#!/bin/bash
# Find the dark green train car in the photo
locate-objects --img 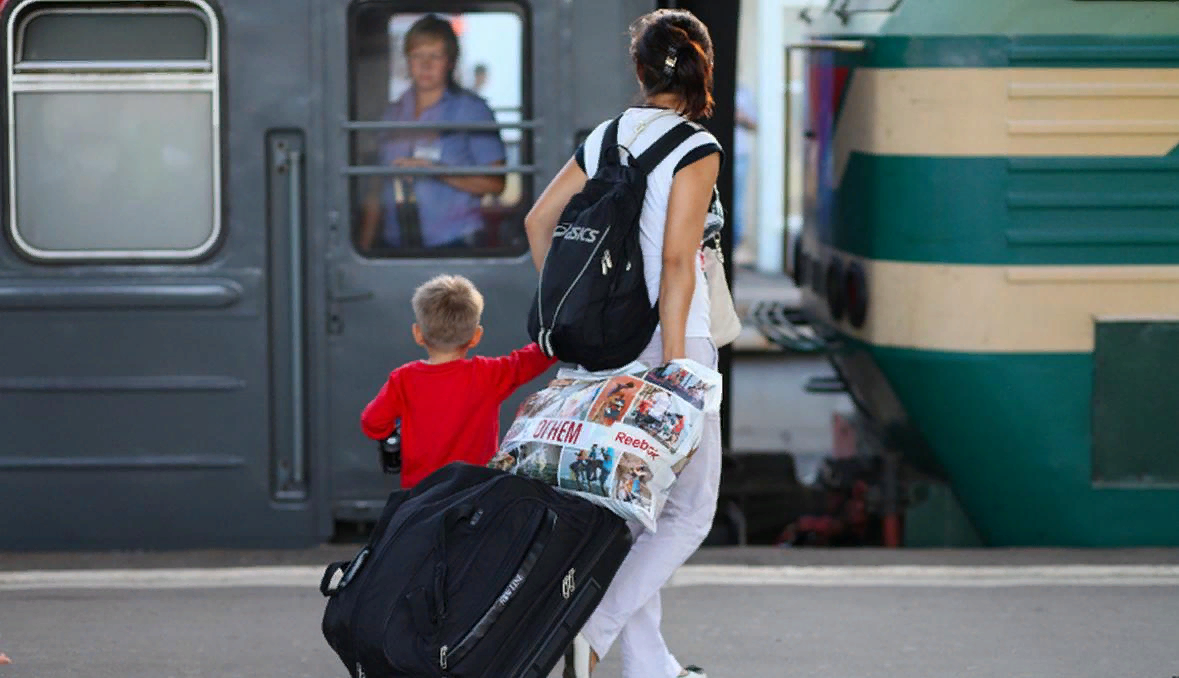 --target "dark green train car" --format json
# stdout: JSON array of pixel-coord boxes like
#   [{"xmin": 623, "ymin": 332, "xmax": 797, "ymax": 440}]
[{"xmin": 790, "ymin": 0, "xmax": 1179, "ymax": 546}]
